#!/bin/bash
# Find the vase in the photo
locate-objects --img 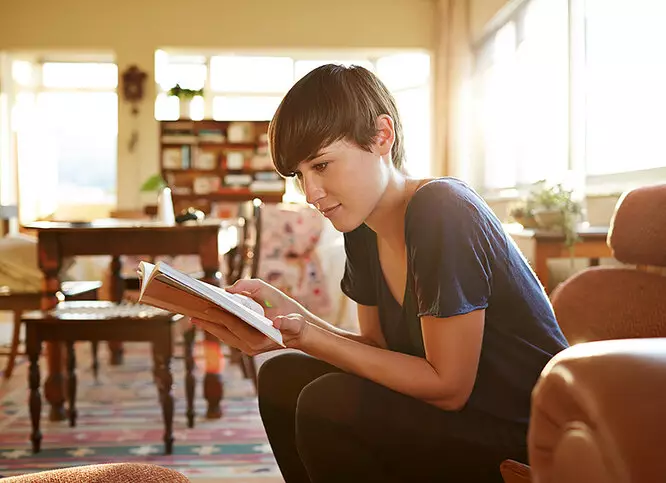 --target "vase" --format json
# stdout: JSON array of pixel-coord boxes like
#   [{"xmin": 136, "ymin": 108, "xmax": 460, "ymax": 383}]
[{"xmin": 178, "ymin": 98, "xmax": 190, "ymax": 120}]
